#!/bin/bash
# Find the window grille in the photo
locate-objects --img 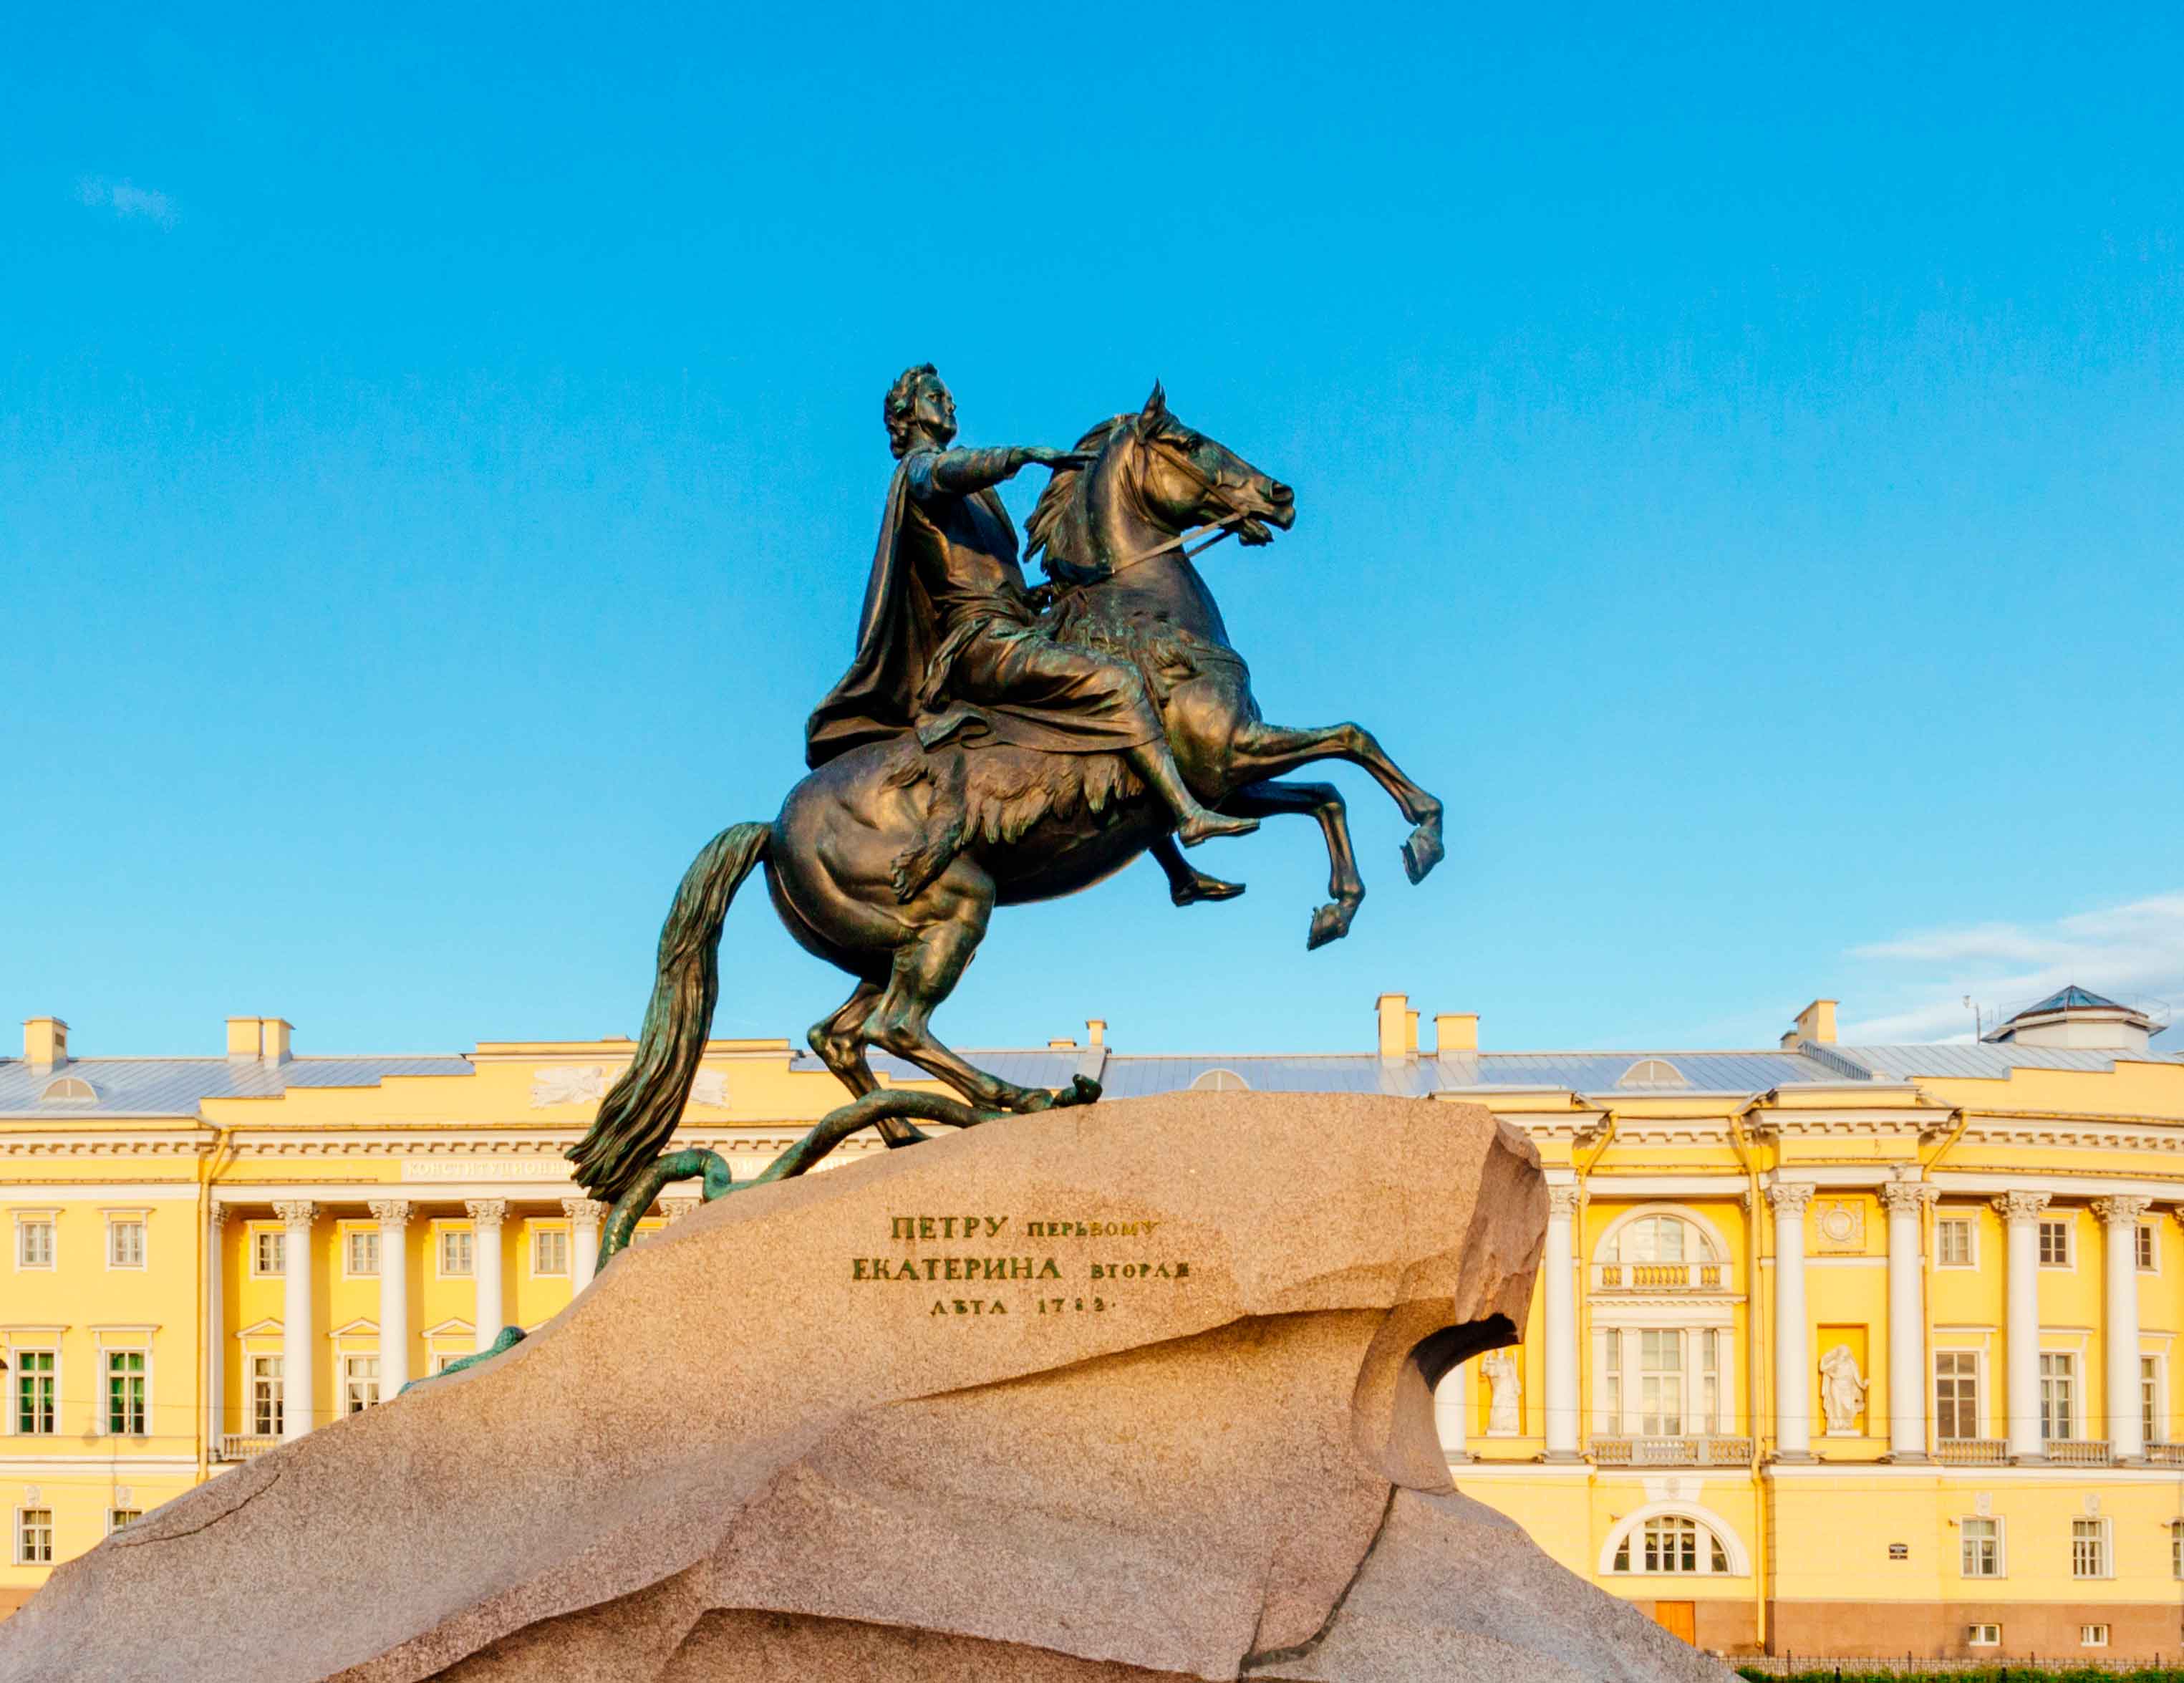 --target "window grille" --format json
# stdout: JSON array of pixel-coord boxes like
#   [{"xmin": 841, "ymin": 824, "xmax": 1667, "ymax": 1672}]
[
  {"xmin": 17, "ymin": 1220, "xmax": 55, "ymax": 1270},
  {"xmin": 439, "ymin": 1229, "xmax": 475, "ymax": 1277},
  {"xmin": 253, "ymin": 1230, "xmax": 285, "ymax": 1276},
  {"xmin": 15, "ymin": 1509, "xmax": 52, "ymax": 1565},
  {"xmin": 1935, "ymin": 1352, "xmax": 1980, "ymax": 1440},
  {"xmin": 2038, "ymin": 1218, "xmax": 2072, "ymax": 1266},
  {"xmin": 107, "ymin": 1220, "xmax": 145, "ymax": 1268},
  {"xmin": 346, "ymin": 1230, "xmax": 380, "ymax": 1276},
  {"xmin": 1960, "ymin": 1517, "xmax": 2001, "ymax": 1577},
  {"xmin": 2072, "ymin": 1518, "xmax": 2110, "ymax": 1578},
  {"xmin": 533, "ymin": 1228, "xmax": 569, "ymax": 1276},
  {"xmin": 1936, "ymin": 1217, "xmax": 1973, "ymax": 1266}
]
